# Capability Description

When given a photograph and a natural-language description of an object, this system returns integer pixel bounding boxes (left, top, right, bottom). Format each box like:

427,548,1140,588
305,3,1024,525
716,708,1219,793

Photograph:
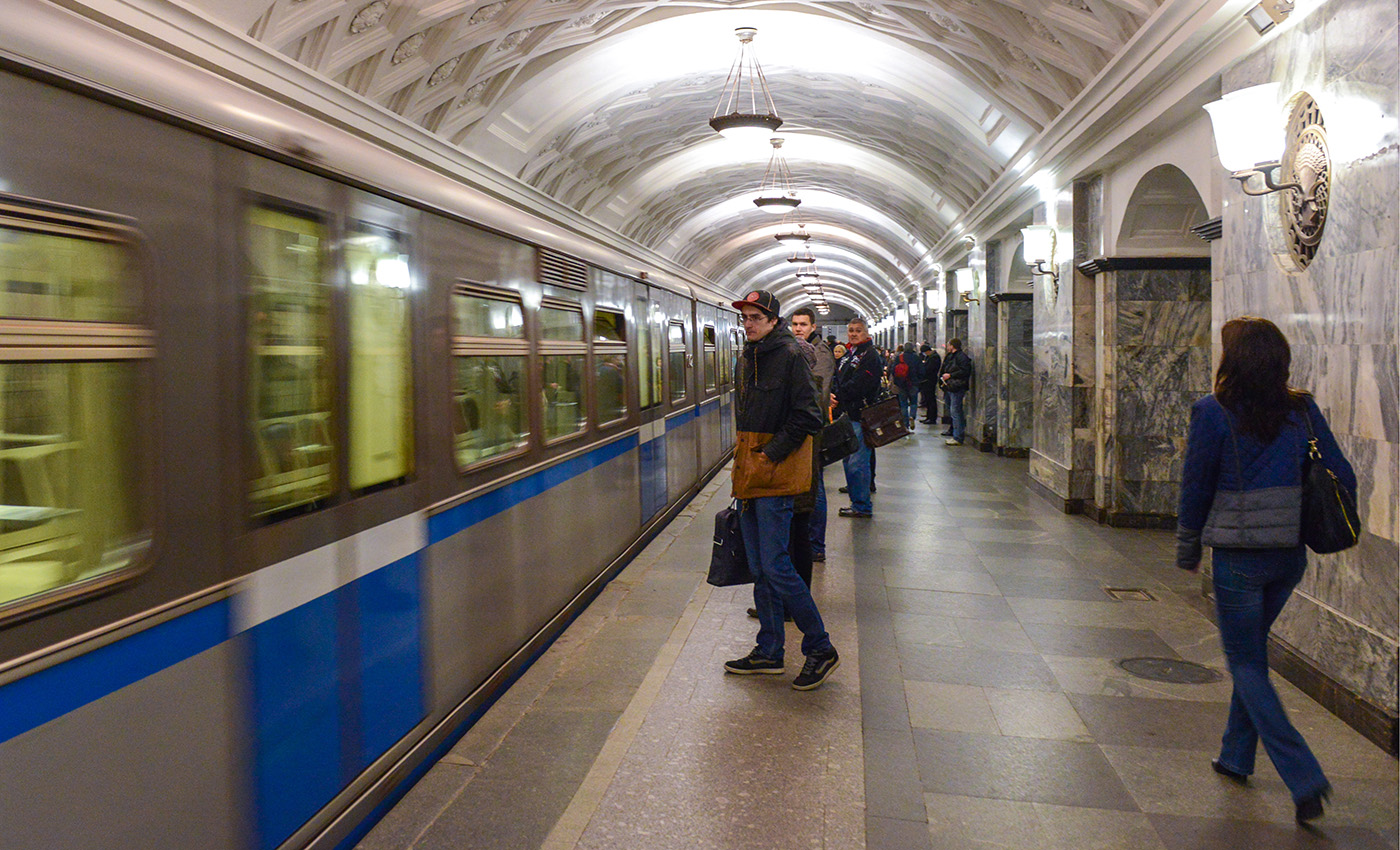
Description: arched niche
1115,164,1209,257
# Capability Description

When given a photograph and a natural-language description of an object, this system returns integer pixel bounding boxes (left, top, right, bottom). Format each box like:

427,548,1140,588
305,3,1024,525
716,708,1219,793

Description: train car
0,5,738,849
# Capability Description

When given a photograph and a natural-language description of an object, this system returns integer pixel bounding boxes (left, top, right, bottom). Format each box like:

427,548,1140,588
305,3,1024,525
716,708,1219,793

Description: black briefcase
860,396,909,448
708,501,752,587
820,414,861,466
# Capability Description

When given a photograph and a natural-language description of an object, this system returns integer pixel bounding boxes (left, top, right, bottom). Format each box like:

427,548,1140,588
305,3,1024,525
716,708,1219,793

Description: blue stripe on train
0,599,229,746
428,434,639,545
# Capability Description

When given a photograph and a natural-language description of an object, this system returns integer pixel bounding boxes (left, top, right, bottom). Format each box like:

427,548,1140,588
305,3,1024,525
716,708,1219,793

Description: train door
662,291,697,505
634,282,667,522
695,303,724,473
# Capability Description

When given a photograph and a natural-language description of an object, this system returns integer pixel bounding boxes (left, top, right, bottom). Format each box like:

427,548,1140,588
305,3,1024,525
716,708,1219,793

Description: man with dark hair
941,338,973,446
725,290,840,691
830,317,883,518
790,307,835,562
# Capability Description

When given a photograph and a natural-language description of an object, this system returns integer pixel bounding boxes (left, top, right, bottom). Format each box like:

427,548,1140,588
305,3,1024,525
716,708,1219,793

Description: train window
451,285,528,468
0,204,152,617
593,309,627,424
539,302,584,442
702,326,717,392
718,324,731,387
247,206,335,517
345,224,413,491
667,321,686,403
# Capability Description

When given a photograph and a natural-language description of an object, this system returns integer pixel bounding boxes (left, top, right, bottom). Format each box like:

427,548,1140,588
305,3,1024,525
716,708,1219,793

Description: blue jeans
1213,547,1328,803
947,390,966,442
809,463,827,556
739,495,832,662
896,388,917,425
841,421,873,513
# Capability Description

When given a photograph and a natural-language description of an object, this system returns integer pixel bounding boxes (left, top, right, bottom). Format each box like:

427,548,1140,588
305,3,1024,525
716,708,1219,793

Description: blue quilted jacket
1176,394,1356,566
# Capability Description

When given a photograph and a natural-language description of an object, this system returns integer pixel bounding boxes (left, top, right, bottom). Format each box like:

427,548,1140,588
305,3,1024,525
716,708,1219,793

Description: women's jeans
1212,546,1329,802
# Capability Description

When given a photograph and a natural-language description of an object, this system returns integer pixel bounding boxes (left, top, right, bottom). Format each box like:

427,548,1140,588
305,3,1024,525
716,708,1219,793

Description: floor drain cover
1103,587,1156,601
1118,657,1222,685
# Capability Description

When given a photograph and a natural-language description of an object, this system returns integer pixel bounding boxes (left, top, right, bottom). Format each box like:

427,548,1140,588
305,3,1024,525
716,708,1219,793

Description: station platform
356,432,1398,850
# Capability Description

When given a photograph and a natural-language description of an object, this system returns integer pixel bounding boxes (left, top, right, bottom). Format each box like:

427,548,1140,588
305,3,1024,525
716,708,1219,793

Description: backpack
893,358,910,383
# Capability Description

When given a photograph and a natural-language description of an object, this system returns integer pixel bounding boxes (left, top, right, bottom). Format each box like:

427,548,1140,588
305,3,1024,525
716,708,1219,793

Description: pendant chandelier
754,137,800,213
786,244,816,265
709,27,783,144
774,221,810,244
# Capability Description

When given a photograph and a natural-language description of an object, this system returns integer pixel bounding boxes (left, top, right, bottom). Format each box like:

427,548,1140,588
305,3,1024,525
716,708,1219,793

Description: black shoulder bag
708,500,753,587
1301,415,1361,554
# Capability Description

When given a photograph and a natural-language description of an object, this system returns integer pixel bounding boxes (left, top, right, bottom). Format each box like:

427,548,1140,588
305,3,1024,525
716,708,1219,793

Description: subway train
0,6,739,849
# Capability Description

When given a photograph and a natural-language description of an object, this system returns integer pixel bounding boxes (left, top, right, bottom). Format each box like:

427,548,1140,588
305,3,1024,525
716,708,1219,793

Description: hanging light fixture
786,244,816,264
774,221,810,243
754,137,800,213
709,27,783,144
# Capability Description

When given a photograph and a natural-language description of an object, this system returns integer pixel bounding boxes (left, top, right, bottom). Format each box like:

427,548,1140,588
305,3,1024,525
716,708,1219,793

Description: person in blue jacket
1176,316,1356,825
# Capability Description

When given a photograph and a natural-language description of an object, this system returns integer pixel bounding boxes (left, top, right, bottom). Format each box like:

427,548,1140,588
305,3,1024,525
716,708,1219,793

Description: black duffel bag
820,413,861,466
708,501,753,587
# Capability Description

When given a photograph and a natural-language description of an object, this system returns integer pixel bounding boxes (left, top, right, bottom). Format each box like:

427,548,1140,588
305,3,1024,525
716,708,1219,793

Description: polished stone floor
358,431,1398,850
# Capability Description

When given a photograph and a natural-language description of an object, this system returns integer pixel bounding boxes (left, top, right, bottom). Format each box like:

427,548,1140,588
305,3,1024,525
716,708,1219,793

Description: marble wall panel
1116,345,1197,391
1117,302,1212,347
1117,436,1189,483
1116,268,1212,302
1113,479,1180,516
996,300,1034,451
1116,389,1197,439
1275,589,1399,712
1033,380,1072,466
1030,449,1070,497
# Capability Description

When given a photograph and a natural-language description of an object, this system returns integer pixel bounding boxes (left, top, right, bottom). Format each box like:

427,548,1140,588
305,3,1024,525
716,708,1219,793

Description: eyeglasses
740,313,771,324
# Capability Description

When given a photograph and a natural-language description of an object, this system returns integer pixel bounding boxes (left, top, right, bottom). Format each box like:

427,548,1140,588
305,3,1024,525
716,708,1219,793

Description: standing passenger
891,342,923,429
1176,316,1353,823
831,318,883,518
790,307,835,562
940,338,972,446
919,343,942,426
725,290,840,691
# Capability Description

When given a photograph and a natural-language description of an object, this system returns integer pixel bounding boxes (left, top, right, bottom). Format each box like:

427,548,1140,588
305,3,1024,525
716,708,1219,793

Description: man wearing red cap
724,289,840,690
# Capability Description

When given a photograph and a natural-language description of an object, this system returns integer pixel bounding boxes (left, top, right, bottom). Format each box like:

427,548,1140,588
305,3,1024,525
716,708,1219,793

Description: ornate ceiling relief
229,0,1162,301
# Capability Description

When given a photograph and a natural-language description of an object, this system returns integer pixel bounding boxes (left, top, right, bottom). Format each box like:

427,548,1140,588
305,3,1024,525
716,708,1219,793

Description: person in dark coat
919,343,942,425
890,342,923,428
830,318,883,517
940,338,972,445
725,289,840,691
1177,316,1355,824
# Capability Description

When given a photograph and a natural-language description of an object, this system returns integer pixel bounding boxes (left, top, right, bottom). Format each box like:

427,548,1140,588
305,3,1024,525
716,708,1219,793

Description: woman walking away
1176,316,1356,825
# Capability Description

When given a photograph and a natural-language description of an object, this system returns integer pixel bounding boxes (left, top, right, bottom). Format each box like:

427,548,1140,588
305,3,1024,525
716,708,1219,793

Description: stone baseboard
1087,503,1176,529
996,446,1030,458
1027,474,1087,514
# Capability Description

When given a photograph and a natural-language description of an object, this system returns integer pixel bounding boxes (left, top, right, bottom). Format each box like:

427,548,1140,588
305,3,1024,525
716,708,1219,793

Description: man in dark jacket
830,317,883,518
940,338,973,445
725,290,839,691
919,343,942,425
790,307,834,562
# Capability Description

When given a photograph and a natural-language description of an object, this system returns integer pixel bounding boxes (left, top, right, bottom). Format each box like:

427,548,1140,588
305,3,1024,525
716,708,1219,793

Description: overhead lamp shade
1020,225,1056,264
709,113,783,143
1203,83,1284,172
787,254,816,264
955,267,975,293
795,268,819,279
754,193,800,213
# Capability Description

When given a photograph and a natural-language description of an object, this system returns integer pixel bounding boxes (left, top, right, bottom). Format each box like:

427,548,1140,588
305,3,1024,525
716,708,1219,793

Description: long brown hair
1214,316,1309,441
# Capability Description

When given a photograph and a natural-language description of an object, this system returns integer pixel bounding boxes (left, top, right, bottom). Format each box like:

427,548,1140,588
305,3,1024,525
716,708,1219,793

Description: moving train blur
0,10,740,849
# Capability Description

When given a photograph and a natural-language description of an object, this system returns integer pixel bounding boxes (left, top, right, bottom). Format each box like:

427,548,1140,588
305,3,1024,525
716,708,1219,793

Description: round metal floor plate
1117,657,1223,685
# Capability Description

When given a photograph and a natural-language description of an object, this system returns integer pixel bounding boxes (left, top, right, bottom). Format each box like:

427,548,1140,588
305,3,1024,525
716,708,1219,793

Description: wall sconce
1204,83,1331,269
1245,0,1294,34
1020,225,1059,296
954,267,978,304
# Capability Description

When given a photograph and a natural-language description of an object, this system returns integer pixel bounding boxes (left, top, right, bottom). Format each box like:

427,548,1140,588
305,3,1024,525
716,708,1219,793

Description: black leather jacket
831,340,884,419
735,323,821,463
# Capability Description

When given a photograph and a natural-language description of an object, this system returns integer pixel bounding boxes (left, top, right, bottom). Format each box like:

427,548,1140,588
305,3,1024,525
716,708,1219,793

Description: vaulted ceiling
202,0,1168,316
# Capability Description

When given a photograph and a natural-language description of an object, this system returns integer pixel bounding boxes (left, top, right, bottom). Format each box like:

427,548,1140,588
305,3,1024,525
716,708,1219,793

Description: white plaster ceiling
216,0,1164,314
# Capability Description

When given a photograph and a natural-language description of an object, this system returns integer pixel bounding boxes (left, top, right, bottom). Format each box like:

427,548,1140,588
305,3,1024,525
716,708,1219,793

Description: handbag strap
1216,397,1245,488
1300,406,1323,461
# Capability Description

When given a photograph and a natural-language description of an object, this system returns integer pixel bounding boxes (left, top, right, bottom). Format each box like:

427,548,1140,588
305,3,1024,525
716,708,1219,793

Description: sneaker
838,507,872,518
724,649,785,675
945,438,962,446
812,551,826,562
792,649,840,690
838,485,849,493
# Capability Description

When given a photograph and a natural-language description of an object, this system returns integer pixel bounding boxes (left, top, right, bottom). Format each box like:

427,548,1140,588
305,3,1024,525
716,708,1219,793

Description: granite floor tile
1021,622,1183,659
1147,813,1395,850
1067,693,1228,750
971,540,1079,561
905,681,1000,734
868,815,933,850
899,644,1062,692
952,617,1037,653
892,611,964,647
883,567,1001,595
1045,655,1236,703
886,587,1018,620
925,796,1170,850
912,729,1139,810
1099,744,1297,821
984,688,1094,742
993,574,1128,601
866,727,931,822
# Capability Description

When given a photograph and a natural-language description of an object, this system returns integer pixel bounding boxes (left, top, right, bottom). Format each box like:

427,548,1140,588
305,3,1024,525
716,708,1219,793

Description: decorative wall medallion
391,32,425,64
463,81,489,104
1279,92,1329,270
566,12,606,29
348,0,388,33
428,55,461,86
